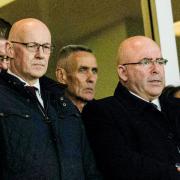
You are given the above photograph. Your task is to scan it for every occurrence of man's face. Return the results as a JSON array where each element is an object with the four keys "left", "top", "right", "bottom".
[
  {"left": 119, "top": 42, "right": 165, "bottom": 101},
  {"left": 66, "top": 51, "right": 98, "bottom": 102},
  {"left": 9, "top": 23, "right": 51, "bottom": 84},
  {"left": 0, "top": 40, "right": 10, "bottom": 70}
]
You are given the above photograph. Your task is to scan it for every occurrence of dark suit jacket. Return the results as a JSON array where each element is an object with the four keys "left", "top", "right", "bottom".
[
  {"left": 0, "top": 71, "right": 101, "bottom": 180},
  {"left": 82, "top": 82, "right": 180, "bottom": 180}
]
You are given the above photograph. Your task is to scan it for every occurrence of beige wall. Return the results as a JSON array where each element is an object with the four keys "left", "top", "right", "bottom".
[
  {"left": 81, "top": 22, "right": 127, "bottom": 99},
  {"left": 46, "top": 17, "right": 144, "bottom": 99},
  {"left": 81, "top": 18, "right": 144, "bottom": 99}
]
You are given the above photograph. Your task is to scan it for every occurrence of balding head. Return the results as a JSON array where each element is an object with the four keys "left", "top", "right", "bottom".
[
  {"left": 8, "top": 18, "right": 51, "bottom": 43},
  {"left": 117, "top": 36, "right": 161, "bottom": 65},
  {"left": 7, "top": 18, "right": 52, "bottom": 85}
]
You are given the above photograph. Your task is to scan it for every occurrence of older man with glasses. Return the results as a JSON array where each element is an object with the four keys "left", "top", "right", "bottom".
[
  {"left": 82, "top": 36, "right": 180, "bottom": 180},
  {"left": 0, "top": 18, "right": 101, "bottom": 180}
]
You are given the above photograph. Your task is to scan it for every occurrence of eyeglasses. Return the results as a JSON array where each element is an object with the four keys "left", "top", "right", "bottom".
[
  {"left": 122, "top": 58, "right": 168, "bottom": 67},
  {"left": 11, "top": 41, "right": 54, "bottom": 54},
  {"left": 0, "top": 55, "right": 10, "bottom": 62}
]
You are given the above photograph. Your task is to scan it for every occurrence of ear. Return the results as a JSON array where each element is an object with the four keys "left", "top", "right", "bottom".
[
  {"left": 6, "top": 41, "right": 14, "bottom": 58},
  {"left": 56, "top": 68, "right": 67, "bottom": 84},
  {"left": 117, "top": 65, "right": 128, "bottom": 81}
]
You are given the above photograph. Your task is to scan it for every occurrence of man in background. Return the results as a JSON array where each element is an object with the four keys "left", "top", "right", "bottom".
[
  {"left": 56, "top": 44, "right": 98, "bottom": 112},
  {"left": 0, "top": 18, "right": 11, "bottom": 71}
]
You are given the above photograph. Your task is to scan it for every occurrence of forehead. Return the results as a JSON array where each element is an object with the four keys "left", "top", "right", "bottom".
[
  {"left": 70, "top": 51, "right": 97, "bottom": 68},
  {"left": 15, "top": 24, "right": 51, "bottom": 44},
  {"left": 129, "top": 42, "right": 161, "bottom": 62}
]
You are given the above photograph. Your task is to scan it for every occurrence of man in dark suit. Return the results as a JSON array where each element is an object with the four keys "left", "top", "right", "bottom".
[
  {"left": 82, "top": 36, "right": 180, "bottom": 180},
  {"left": 0, "top": 18, "right": 101, "bottom": 179}
]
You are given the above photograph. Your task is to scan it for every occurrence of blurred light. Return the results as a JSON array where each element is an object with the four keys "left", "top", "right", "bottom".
[
  {"left": 174, "top": 21, "right": 180, "bottom": 37},
  {"left": 0, "top": 0, "right": 15, "bottom": 8}
]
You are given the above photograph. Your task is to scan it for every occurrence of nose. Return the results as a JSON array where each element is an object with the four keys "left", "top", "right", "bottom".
[
  {"left": 87, "top": 70, "right": 97, "bottom": 83},
  {"left": 150, "top": 61, "right": 162, "bottom": 74},
  {"left": 35, "top": 46, "right": 44, "bottom": 59}
]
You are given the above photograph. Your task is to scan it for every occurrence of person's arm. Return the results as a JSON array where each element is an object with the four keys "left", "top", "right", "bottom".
[{"left": 82, "top": 100, "right": 180, "bottom": 180}]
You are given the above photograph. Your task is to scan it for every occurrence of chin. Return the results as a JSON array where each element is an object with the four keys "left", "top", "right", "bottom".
[
  {"left": 83, "top": 95, "right": 94, "bottom": 101},
  {"left": 32, "top": 71, "right": 46, "bottom": 78}
]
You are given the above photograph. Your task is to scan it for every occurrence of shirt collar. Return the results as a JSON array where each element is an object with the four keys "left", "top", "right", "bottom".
[
  {"left": 129, "top": 90, "right": 161, "bottom": 111},
  {"left": 7, "top": 69, "right": 41, "bottom": 93}
]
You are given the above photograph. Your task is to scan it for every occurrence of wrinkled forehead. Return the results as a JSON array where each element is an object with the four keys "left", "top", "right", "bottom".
[
  {"left": 72, "top": 51, "right": 97, "bottom": 67},
  {"left": 66, "top": 51, "right": 97, "bottom": 73}
]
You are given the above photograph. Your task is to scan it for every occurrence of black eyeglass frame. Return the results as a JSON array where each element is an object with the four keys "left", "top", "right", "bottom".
[
  {"left": 11, "top": 41, "right": 54, "bottom": 53},
  {"left": 121, "top": 58, "right": 168, "bottom": 66},
  {"left": 0, "top": 55, "right": 11, "bottom": 62}
]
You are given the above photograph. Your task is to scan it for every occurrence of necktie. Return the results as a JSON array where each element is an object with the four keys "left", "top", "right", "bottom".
[
  {"left": 150, "top": 102, "right": 158, "bottom": 109},
  {"left": 25, "top": 86, "right": 37, "bottom": 98}
]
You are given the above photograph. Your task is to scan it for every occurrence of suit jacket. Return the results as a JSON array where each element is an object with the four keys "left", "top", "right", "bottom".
[
  {"left": 82, "top": 82, "right": 180, "bottom": 180},
  {"left": 0, "top": 71, "right": 101, "bottom": 180}
]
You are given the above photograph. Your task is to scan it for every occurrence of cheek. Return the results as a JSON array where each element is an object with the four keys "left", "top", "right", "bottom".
[
  {"left": 128, "top": 69, "right": 144, "bottom": 81},
  {"left": 67, "top": 76, "right": 80, "bottom": 91}
]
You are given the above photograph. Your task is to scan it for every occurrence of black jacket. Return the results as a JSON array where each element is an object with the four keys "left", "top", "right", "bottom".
[
  {"left": 0, "top": 71, "right": 101, "bottom": 180},
  {"left": 82, "top": 82, "right": 180, "bottom": 180},
  {"left": 159, "top": 85, "right": 180, "bottom": 142}
]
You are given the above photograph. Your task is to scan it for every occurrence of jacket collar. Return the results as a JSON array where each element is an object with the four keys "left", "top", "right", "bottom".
[
  {"left": 114, "top": 82, "right": 156, "bottom": 114},
  {"left": 0, "top": 71, "right": 66, "bottom": 97}
]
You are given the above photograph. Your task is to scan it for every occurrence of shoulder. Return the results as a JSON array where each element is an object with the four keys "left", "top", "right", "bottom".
[
  {"left": 83, "top": 95, "right": 124, "bottom": 115},
  {"left": 83, "top": 96, "right": 114, "bottom": 113},
  {"left": 160, "top": 85, "right": 180, "bottom": 106},
  {"left": 82, "top": 96, "right": 124, "bottom": 126},
  {"left": 40, "top": 76, "right": 67, "bottom": 96}
]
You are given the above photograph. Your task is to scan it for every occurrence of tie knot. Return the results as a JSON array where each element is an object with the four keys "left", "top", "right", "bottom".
[{"left": 25, "top": 86, "right": 37, "bottom": 96}]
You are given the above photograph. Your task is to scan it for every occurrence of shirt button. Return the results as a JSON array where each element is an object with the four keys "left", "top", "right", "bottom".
[
  {"left": 45, "top": 116, "right": 51, "bottom": 123},
  {"left": 60, "top": 97, "right": 64, "bottom": 101},
  {"left": 25, "top": 114, "right": 30, "bottom": 118},
  {"left": 0, "top": 112, "right": 4, "bottom": 117}
]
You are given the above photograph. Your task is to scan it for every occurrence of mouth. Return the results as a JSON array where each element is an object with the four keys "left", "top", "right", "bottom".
[
  {"left": 33, "top": 64, "right": 45, "bottom": 67},
  {"left": 148, "top": 79, "right": 162, "bottom": 85},
  {"left": 85, "top": 88, "right": 94, "bottom": 93}
]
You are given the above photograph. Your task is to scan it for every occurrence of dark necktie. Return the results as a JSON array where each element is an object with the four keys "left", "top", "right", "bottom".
[
  {"left": 150, "top": 102, "right": 158, "bottom": 109},
  {"left": 25, "top": 86, "right": 37, "bottom": 98}
]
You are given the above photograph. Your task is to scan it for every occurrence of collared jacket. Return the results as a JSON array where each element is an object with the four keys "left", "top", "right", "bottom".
[
  {"left": 82, "top": 82, "right": 180, "bottom": 180},
  {"left": 0, "top": 71, "right": 101, "bottom": 180}
]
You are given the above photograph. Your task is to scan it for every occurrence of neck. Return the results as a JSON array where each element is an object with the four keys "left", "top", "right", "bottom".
[
  {"left": 8, "top": 69, "right": 38, "bottom": 86},
  {"left": 66, "top": 92, "right": 86, "bottom": 112}
]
